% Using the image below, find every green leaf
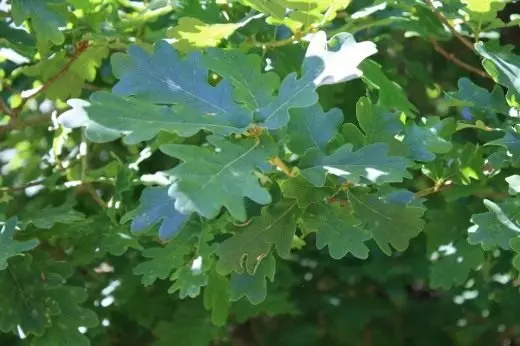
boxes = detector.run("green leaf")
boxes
[348,190,426,255]
[486,130,520,165]
[361,59,417,114]
[22,45,109,99]
[11,0,67,48]
[154,301,221,346]
[32,286,98,346]
[134,222,197,285]
[169,267,208,299]
[111,41,251,123]
[216,200,300,275]
[403,117,455,162]
[355,96,405,153]
[287,104,343,155]
[167,17,239,53]
[0,217,39,271]
[476,42,520,98]
[100,227,142,256]
[468,198,520,250]
[0,253,97,336]
[429,241,484,289]
[299,143,410,186]
[203,269,230,326]
[300,203,371,259]
[510,237,520,271]
[65,92,250,144]
[130,186,190,240]
[279,176,334,207]
[445,77,509,114]
[19,202,85,229]
[203,49,279,111]
[230,253,276,304]
[160,135,276,221]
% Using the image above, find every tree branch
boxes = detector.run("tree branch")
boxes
[11,40,90,120]
[424,0,476,52]
[429,38,490,79]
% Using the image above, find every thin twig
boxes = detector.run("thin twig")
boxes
[429,38,490,79]
[269,157,296,177]
[11,41,90,120]
[423,0,476,52]
[0,97,11,116]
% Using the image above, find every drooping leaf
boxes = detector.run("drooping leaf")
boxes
[476,42,520,98]
[230,253,276,304]
[361,59,417,115]
[160,135,276,221]
[299,143,410,186]
[130,186,191,240]
[0,217,39,271]
[348,190,426,255]
[203,268,230,326]
[300,203,371,259]
[216,200,300,275]
[287,104,343,154]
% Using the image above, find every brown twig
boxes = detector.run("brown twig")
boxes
[0,97,11,116]
[269,157,296,177]
[423,0,476,52]
[429,38,490,79]
[11,40,90,120]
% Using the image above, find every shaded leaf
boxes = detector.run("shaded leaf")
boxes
[230,253,276,304]
[0,217,39,271]
[216,200,299,275]
[300,203,371,259]
[287,104,343,154]
[348,190,426,255]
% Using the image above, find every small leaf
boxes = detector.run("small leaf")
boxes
[287,104,343,154]
[169,267,208,299]
[300,203,371,259]
[348,190,426,255]
[130,186,191,240]
[203,269,230,326]
[230,253,276,304]
[361,59,417,114]
[0,217,39,271]
[216,200,300,275]
[445,77,509,114]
